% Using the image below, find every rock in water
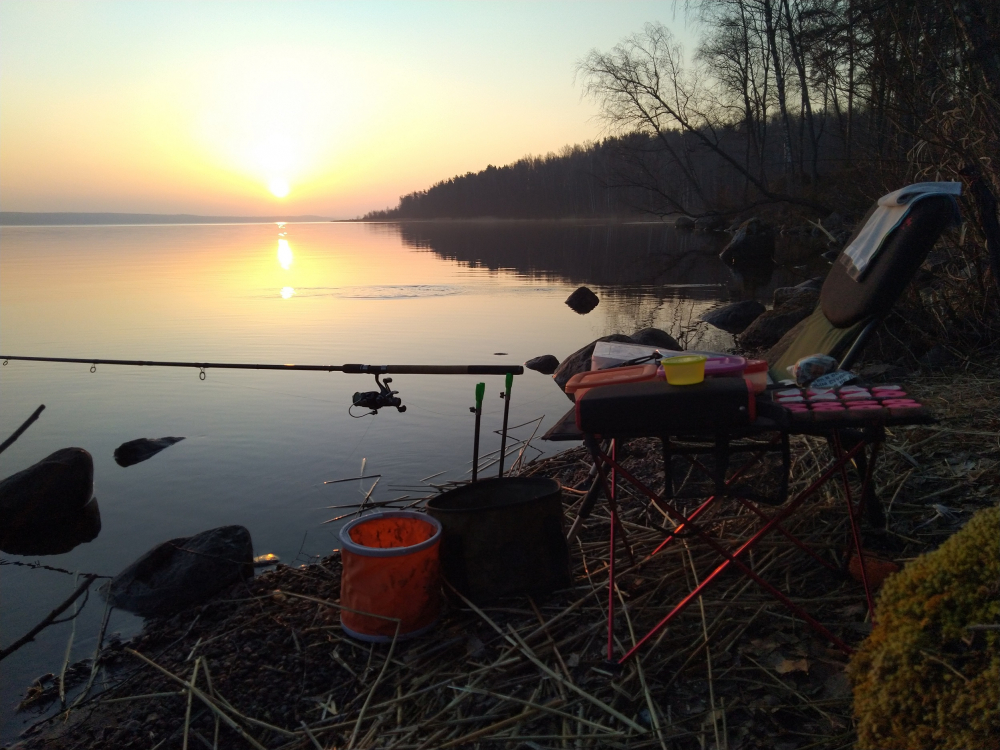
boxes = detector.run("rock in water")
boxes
[629,328,682,351]
[552,334,634,397]
[700,300,766,334]
[0,497,101,556]
[565,287,600,314]
[552,330,682,399]
[524,355,560,375]
[674,216,695,229]
[0,448,94,527]
[739,290,819,351]
[114,436,185,468]
[719,218,775,264]
[102,525,254,616]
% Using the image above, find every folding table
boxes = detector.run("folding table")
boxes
[543,378,933,665]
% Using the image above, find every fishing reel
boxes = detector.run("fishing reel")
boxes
[350,374,406,416]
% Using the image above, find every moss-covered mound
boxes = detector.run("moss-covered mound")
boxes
[848,504,1000,749]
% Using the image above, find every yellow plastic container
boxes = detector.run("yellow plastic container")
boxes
[660,355,707,385]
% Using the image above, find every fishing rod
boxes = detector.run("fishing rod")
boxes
[0,355,523,416]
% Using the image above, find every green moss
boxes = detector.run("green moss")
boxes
[848,505,1000,749]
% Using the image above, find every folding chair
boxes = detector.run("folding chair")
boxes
[543,188,960,665]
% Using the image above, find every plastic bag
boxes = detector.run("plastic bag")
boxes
[788,354,838,386]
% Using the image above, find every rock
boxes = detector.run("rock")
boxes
[0,448,94,533]
[552,330,681,399]
[552,334,635,398]
[629,328,682,351]
[821,249,840,262]
[102,525,254,616]
[719,218,775,264]
[674,215,695,229]
[0,497,101,556]
[739,289,819,351]
[524,355,560,375]
[773,277,823,307]
[700,300,766,334]
[565,286,600,315]
[114,437,185,468]
[694,216,725,232]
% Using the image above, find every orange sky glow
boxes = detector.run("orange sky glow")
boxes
[0,2,686,218]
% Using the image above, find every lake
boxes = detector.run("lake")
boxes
[0,220,822,739]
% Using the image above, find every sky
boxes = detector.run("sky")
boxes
[0,1,692,218]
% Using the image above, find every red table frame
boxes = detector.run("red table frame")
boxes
[581,427,881,665]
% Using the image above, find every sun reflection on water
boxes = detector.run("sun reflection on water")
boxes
[277,239,293,269]
[281,286,294,299]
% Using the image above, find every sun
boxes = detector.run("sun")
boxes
[269,178,290,198]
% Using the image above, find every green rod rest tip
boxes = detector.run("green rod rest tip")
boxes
[505,372,514,391]
[475,382,486,407]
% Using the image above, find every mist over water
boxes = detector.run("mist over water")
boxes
[0,220,821,738]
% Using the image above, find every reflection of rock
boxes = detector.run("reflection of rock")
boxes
[0,497,101,556]
[525,355,560,375]
[0,448,94,530]
[114,437,185,468]
[739,289,819,351]
[700,300,766,334]
[565,286,600,314]
[728,257,774,295]
[553,329,681,399]
[674,216,695,229]
[720,218,775,264]
[102,525,254,616]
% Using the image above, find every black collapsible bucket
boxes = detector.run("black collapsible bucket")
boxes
[426,477,570,603]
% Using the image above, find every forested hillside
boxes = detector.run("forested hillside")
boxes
[365,0,999,229]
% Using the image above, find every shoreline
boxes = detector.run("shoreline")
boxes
[9,355,999,750]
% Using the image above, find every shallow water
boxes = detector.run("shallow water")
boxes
[0,220,821,739]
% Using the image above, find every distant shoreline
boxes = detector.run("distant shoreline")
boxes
[0,212,333,226]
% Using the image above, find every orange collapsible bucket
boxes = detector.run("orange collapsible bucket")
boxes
[339,511,442,642]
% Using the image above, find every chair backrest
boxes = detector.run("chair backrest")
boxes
[766,193,959,380]
[820,195,959,328]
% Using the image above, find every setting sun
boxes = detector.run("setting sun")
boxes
[269,179,290,198]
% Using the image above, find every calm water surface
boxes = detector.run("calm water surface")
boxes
[0,220,820,738]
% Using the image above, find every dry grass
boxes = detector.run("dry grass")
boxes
[13,361,999,750]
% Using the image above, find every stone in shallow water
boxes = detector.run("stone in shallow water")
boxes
[0,447,94,525]
[102,525,254,616]
[565,286,599,314]
[700,300,766,334]
[524,355,560,375]
[114,436,185,468]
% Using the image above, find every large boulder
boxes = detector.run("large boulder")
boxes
[114,436,185,468]
[629,327,682,351]
[102,525,254,616]
[700,300,766,334]
[772,276,824,307]
[739,289,819,351]
[674,215,695,229]
[0,497,101,556]
[719,218,775,264]
[565,287,600,314]
[0,448,94,530]
[552,329,681,399]
[524,355,560,375]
